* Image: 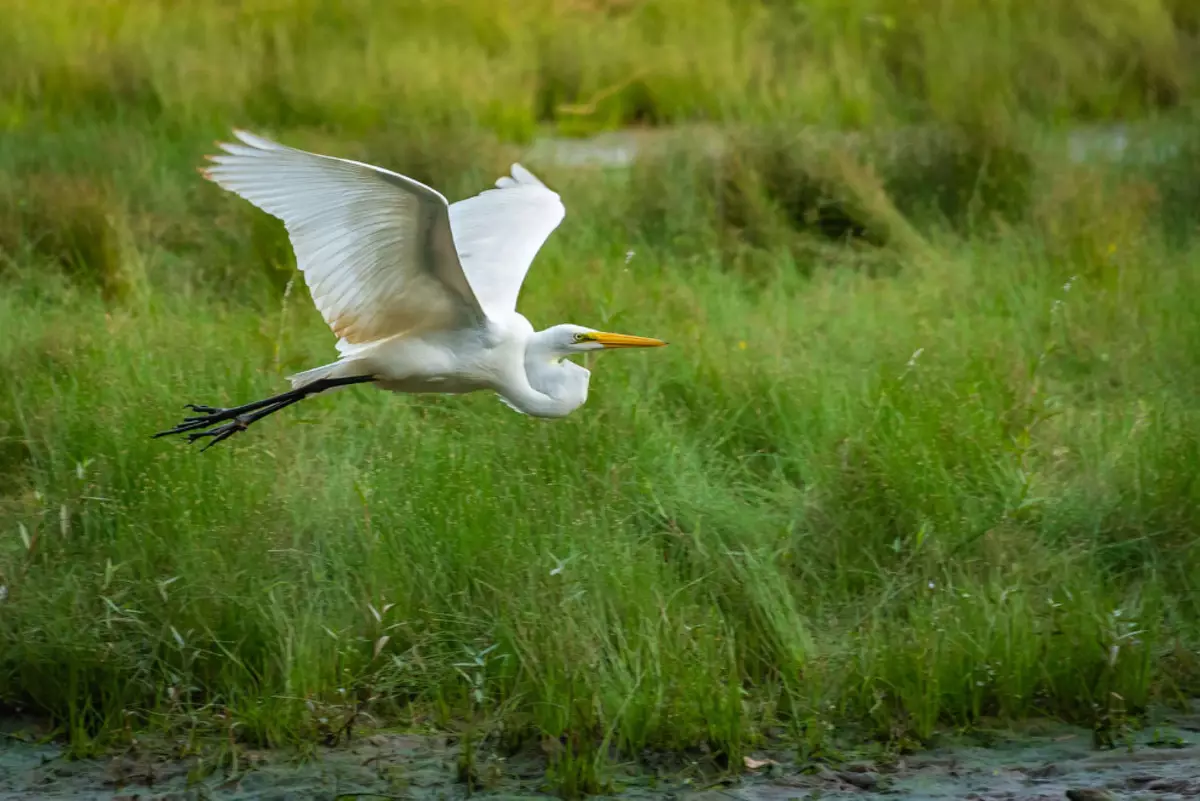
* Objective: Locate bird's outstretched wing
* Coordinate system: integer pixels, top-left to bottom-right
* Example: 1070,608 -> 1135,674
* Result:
202,130 -> 485,351
448,164 -> 566,317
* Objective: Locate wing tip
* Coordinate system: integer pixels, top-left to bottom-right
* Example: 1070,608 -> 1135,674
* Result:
495,162 -> 550,190
231,128 -> 273,148
206,128 -> 284,157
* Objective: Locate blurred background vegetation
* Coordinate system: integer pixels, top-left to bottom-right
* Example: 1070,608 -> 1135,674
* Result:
4,0 -> 1200,295
1,0 -> 1199,793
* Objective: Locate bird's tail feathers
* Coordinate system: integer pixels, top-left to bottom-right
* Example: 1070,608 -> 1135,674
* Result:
287,363 -> 339,390
287,359 -> 374,390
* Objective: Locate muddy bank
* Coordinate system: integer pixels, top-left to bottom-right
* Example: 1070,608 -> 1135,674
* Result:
2,704 -> 1197,800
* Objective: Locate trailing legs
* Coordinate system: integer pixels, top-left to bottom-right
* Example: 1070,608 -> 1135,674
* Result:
152,375 -> 377,450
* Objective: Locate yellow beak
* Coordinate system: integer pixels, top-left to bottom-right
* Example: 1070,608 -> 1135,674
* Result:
589,331 -> 668,349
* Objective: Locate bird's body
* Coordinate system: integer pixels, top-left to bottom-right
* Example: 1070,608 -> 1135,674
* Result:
155,130 -> 665,448
303,312 -> 585,415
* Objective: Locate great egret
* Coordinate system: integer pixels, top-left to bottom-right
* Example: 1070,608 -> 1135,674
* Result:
154,130 -> 667,450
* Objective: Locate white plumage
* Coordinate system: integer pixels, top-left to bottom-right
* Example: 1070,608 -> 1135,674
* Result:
449,163 -> 566,318
155,129 -> 666,450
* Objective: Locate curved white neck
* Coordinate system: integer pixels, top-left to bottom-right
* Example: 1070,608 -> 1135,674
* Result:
497,331 -> 590,418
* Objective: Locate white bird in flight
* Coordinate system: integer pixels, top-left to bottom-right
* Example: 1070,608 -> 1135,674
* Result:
154,129 -> 667,450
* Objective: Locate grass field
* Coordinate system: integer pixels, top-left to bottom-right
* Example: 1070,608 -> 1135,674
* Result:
2,0 -> 1200,794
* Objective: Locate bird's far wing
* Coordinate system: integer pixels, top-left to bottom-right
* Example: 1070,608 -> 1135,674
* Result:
203,130 -> 485,351
447,164 -> 566,317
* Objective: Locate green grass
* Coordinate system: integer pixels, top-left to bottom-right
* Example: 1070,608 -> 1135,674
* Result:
2,0 -> 1200,795
4,0 -> 1197,136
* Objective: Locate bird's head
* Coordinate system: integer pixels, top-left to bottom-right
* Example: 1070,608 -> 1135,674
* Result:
543,324 -> 668,358
516,323 -> 667,416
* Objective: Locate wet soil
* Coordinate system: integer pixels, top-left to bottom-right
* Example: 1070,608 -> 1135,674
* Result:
2,704 -> 1197,800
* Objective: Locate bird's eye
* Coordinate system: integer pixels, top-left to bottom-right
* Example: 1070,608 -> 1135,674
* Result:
573,333 -> 589,343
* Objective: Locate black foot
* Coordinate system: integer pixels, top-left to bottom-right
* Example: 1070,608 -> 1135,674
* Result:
152,376 -> 376,452
181,416 -> 253,451
153,404 -> 267,450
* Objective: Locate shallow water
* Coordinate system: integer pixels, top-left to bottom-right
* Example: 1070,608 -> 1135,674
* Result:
3,704 -> 1197,800
522,122 -> 1190,171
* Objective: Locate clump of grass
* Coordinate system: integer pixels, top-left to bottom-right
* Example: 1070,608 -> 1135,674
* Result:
0,172 -> 144,301
1136,121 -> 1200,245
621,121 -> 1034,270
880,124 -> 1036,231
1032,163 -> 1162,278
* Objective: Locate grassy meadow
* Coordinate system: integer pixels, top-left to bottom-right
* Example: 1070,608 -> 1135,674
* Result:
2,0 -> 1200,793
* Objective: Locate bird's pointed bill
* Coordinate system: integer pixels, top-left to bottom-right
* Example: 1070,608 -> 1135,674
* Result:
587,332 -> 668,349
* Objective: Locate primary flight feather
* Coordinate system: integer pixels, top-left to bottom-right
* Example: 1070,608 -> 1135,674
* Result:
155,129 -> 666,450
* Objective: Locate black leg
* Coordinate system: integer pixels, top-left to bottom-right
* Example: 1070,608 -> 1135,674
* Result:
153,375 -> 376,450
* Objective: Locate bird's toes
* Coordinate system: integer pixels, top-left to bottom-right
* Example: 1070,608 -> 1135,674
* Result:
184,404 -> 224,415
183,416 -> 252,447
187,423 -> 229,442
199,428 -> 239,451
154,405 -> 248,443
153,419 -> 209,438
